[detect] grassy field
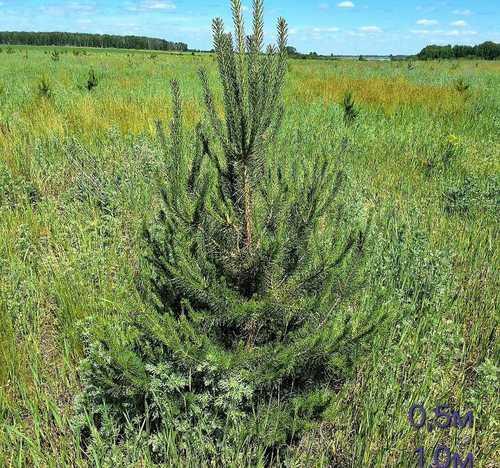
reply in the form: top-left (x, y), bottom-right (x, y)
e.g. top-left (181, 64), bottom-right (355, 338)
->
top-left (0, 45), bottom-right (499, 466)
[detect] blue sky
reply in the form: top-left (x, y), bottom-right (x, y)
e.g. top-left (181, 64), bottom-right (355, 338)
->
top-left (0, 1), bottom-right (498, 54)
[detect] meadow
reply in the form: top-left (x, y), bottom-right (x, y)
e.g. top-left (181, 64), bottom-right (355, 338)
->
top-left (0, 45), bottom-right (499, 466)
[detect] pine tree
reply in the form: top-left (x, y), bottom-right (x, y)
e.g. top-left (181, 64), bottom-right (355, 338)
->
top-left (342, 91), bottom-right (358, 126)
top-left (86, 68), bottom-right (98, 91)
top-left (77, 0), bottom-right (381, 461)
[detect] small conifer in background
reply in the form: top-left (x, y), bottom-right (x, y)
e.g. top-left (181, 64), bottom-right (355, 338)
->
top-left (37, 76), bottom-right (52, 99)
top-left (343, 91), bottom-right (359, 126)
top-left (77, 0), bottom-right (380, 461)
top-left (86, 68), bottom-right (98, 91)
top-left (455, 78), bottom-right (470, 94)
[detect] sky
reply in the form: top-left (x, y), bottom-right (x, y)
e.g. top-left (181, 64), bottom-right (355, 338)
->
top-left (0, 1), bottom-right (498, 55)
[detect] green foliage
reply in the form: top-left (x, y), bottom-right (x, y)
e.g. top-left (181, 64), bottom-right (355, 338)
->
top-left (0, 30), bottom-right (187, 51)
top-left (76, 0), bottom-right (379, 461)
top-left (418, 41), bottom-right (500, 60)
top-left (51, 50), bottom-right (60, 62)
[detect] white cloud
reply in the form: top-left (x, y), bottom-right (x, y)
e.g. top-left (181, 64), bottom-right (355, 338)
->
top-left (312, 27), bottom-right (340, 33)
top-left (127, 1), bottom-right (176, 11)
top-left (416, 19), bottom-right (438, 26)
top-left (144, 1), bottom-right (175, 9)
top-left (337, 1), bottom-right (354, 8)
top-left (411, 29), bottom-right (477, 37)
top-left (358, 26), bottom-right (383, 33)
top-left (451, 20), bottom-right (467, 28)
top-left (453, 9), bottom-right (472, 16)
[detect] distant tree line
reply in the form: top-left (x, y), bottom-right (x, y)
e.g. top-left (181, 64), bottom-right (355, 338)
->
top-left (0, 31), bottom-right (188, 51)
top-left (417, 41), bottom-right (500, 60)
top-left (285, 46), bottom-right (336, 60)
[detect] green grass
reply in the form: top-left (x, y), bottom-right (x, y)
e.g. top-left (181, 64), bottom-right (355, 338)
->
top-left (0, 46), bottom-right (498, 466)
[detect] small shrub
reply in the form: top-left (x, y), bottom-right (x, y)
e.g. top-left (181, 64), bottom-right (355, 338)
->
top-left (6, 47), bottom-right (15, 54)
top-left (51, 50), bottom-right (60, 62)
